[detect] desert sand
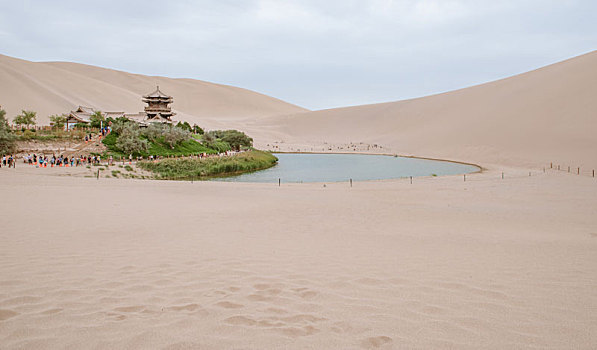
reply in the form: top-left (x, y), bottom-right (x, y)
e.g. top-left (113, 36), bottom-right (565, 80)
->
top-left (251, 51), bottom-right (597, 170)
top-left (0, 54), bottom-right (307, 129)
top-left (1, 51), bottom-right (597, 349)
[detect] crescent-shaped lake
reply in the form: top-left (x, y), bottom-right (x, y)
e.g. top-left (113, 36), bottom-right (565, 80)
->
top-left (214, 153), bottom-right (480, 183)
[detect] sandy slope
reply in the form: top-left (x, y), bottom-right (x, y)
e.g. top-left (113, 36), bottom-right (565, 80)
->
top-left (0, 54), bottom-right (307, 128)
top-left (0, 167), bottom-right (596, 349)
top-left (252, 51), bottom-right (597, 169)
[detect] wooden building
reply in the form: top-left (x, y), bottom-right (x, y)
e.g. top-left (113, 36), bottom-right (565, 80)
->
top-left (142, 86), bottom-right (175, 123)
top-left (64, 87), bottom-right (175, 128)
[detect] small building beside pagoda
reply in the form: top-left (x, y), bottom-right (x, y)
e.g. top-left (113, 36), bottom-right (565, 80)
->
top-left (64, 86), bottom-right (176, 128)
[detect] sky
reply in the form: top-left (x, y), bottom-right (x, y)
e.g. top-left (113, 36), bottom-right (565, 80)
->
top-left (0, 0), bottom-right (595, 110)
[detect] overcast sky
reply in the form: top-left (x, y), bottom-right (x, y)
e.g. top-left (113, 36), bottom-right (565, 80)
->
top-left (0, 0), bottom-right (595, 110)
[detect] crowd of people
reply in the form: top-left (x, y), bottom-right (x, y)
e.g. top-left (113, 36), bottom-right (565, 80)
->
top-left (1, 155), bottom-right (17, 168)
top-left (1, 153), bottom-right (105, 168)
top-left (1, 151), bottom-right (244, 170)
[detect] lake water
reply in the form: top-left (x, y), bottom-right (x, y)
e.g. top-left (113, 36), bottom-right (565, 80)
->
top-left (214, 153), bottom-right (479, 183)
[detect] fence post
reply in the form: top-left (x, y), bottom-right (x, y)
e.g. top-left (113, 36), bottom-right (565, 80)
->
top-left (350, 178), bottom-right (352, 187)
top-left (463, 174), bottom-right (466, 182)
top-left (97, 169), bottom-right (99, 180)
top-left (593, 169), bottom-right (595, 178)
top-left (577, 167), bottom-right (580, 175)
top-left (550, 162), bottom-right (552, 169)
top-left (278, 178), bottom-right (280, 187)
top-left (410, 176), bottom-right (412, 184)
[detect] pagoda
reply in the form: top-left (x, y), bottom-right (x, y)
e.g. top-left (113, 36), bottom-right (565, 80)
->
top-left (142, 86), bottom-right (175, 123)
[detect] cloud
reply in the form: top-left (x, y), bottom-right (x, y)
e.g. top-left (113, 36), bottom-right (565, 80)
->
top-left (0, 0), bottom-right (595, 109)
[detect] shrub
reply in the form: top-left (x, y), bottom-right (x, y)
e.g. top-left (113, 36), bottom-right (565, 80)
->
top-left (142, 123), bottom-right (168, 142)
top-left (22, 129), bottom-right (35, 139)
top-left (0, 109), bottom-right (17, 154)
top-left (163, 126), bottom-right (191, 149)
top-left (141, 123), bottom-right (191, 149)
top-left (206, 130), bottom-right (252, 151)
top-left (115, 123), bottom-right (148, 155)
top-left (137, 150), bottom-right (277, 180)
top-left (111, 117), bottom-right (135, 135)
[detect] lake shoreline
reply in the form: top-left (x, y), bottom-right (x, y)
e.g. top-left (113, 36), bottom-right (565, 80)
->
top-left (271, 151), bottom-right (483, 173)
top-left (215, 152), bottom-right (480, 183)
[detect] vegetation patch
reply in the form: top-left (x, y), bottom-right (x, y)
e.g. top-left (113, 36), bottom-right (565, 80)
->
top-left (102, 119), bottom-right (218, 157)
top-left (137, 150), bottom-right (278, 180)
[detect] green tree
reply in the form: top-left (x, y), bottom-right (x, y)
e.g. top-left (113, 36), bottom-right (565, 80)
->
top-left (13, 110), bottom-right (37, 129)
top-left (111, 117), bottom-right (135, 135)
top-left (90, 111), bottom-right (105, 129)
top-left (175, 121), bottom-right (192, 132)
top-left (49, 114), bottom-right (66, 129)
top-left (192, 124), bottom-right (204, 135)
top-left (0, 109), bottom-right (17, 154)
top-left (201, 131), bottom-right (230, 152)
top-left (163, 126), bottom-right (191, 149)
top-left (142, 123), bottom-right (168, 142)
top-left (115, 123), bottom-right (148, 155)
top-left (207, 130), bottom-right (253, 151)
top-left (202, 131), bottom-right (215, 145)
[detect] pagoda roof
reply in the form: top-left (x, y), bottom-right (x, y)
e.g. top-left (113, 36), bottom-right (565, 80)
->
top-left (143, 86), bottom-right (172, 99)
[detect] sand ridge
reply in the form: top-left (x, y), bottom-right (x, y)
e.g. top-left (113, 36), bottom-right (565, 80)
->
top-left (249, 51), bottom-right (597, 170)
top-left (0, 54), bottom-right (307, 128)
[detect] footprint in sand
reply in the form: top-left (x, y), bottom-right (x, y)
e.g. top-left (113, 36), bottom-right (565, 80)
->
top-left (215, 301), bottom-right (244, 309)
top-left (275, 325), bottom-right (319, 337)
top-left (361, 336), bottom-right (393, 349)
top-left (114, 305), bottom-right (145, 313)
top-left (168, 303), bottom-right (201, 312)
top-left (247, 294), bottom-right (273, 302)
top-left (0, 309), bottom-right (19, 321)
top-left (225, 315), bottom-right (257, 326)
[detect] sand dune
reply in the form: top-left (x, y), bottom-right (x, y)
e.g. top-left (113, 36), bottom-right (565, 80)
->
top-left (0, 54), bottom-right (307, 128)
top-left (253, 51), bottom-right (597, 169)
top-left (3, 52), bottom-right (595, 170)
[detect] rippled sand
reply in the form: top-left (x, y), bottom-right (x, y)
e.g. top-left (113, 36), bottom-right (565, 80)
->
top-left (1, 166), bottom-right (596, 349)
